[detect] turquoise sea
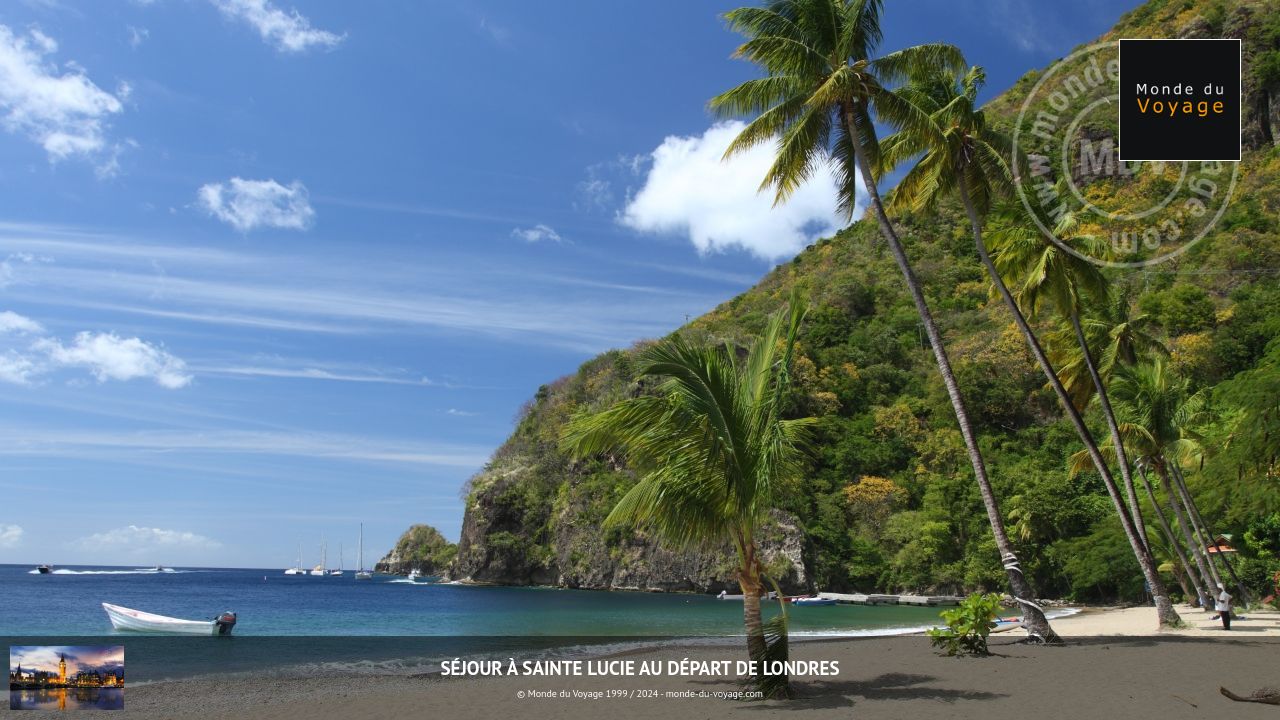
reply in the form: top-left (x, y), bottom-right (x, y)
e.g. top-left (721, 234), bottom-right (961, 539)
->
top-left (1, 564), bottom-right (949, 637)
top-left (3, 564), bottom-right (1063, 683)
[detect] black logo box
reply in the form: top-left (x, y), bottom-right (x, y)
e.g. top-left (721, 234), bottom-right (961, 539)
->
top-left (1119, 38), bottom-right (1241, 162)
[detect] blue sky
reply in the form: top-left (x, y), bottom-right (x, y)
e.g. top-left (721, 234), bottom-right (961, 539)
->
top-left (0, 0), bottom-right (1138, 568)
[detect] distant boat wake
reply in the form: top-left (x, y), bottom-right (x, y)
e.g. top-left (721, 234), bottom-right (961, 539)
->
top-left (27, 568), bottom-right (203, 575)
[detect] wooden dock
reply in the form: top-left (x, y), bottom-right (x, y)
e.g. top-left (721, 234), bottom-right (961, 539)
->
top-left (817, 592), bottom-right (961, 607)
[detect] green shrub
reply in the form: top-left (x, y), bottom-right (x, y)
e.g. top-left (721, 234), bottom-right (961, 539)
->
top-left (928, 592), bottom-right (1002, 656)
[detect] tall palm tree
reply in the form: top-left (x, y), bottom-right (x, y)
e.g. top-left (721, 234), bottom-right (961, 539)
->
top-left (987, 206), bottom-right (1151, 551)
top-left (708, 0), bottom-right (1060, 641)
top-left (1085, 360), bottom-right (1219, 605)
top-left (1136, 460), bottom-right (1210, 607)
top-left (878, 64), bottom-right (1180, 626)
top-left (1121, 367), bottom-right (1250, 603)
top-left (561, 299), bottom-right (814, 698)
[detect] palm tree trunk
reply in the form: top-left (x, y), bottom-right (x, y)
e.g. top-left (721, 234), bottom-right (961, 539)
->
top-left (1068, 308), bottom-right (1149, 551)
top-left (738, 537), bottom-right (767, 663)
top-left (1169, 464), bottom-right (1248, 602)
top-left (957, 175), bottom-right (1180, 628)
top-left (843, 106), bottom-right (1059, 643)
top-left (1138, 464), bottom-right (1208, 607)
top-left (1172, 458), bottom-right (1218, 589)
top-left (1155, 460), bottom-right (1215, 608)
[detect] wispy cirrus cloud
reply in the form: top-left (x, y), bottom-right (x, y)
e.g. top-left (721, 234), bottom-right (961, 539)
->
top-left (511, 223), bottom-right (563, 243)
top-left (0, 223), bottom-right (725, 354)
top-left (197, 177), bottom-right (315, 231)
top-left (0, 426), bottom-right (489, 468)
top-left (0, 24), bottom-right (126, 170)
top-left (209, 0), bottom-right (344, 53)
top-left (0, 524), bottom-right (22, 548)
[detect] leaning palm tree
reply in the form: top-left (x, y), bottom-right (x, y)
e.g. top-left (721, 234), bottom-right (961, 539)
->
top-left (878, 64), bottom-right (1180, 626)
top-left (1102, 360), bottom-right (1247, 602)
top-left (561, 299), bottom-right (815, 698)
top-left (709, 0), bottom-right (1060, 642)
top-left (987, 205), bottom-right (1152, 551)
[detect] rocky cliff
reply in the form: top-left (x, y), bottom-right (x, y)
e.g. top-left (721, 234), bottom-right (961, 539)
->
top-left (375, 524), bottom-right (457, 576)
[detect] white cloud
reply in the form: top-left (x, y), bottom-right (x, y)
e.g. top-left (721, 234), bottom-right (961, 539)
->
top-left (0, 24), bottom-right (125, 166)
top-left (73, 525), bottom-right (221, 554)
top-left (210, 0), bottom-right (344, 53)
top-left (197, 177), bottom-right (315, 231)
top-left (0, 310), bottom-right (43, 334)
top-left (0, 524), bottom-right (22, 548)
top-left (446, 408), bottom-right (478, 417)
top-left (511, 223), bottom-right (563, 243)
top-left (0, 353), bottom-right (38, 385)
top-left (127, 26), bottom-right (148, 49)
top-left (620, 121), bottom-right (853, 260)
top-left (35, 331), bottom-right (192, 388)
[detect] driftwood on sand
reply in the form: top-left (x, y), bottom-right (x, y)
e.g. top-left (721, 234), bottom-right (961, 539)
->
top-left (1221, 686), bottom-right (1280, 705)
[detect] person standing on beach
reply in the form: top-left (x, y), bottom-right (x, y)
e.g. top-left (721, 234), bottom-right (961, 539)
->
top-left (1215, 583), bottom-right (1232, 630)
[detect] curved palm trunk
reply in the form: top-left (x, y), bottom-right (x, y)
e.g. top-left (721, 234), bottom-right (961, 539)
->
top-left (1068, 308), bottom-right (1149, 551)
top-left (843, 107), bottom-right (1059, 643)
top-left (1155, 460), bottom-right (1216, 606)
top-left (958, 176), bottom-right (1180, 628)
top-left (1138, 465), bottom-right (1208, 607)
top-left (1168, 464), bottom-right (1247, 601)
top-left (737, 536), bottom-right (788, 697)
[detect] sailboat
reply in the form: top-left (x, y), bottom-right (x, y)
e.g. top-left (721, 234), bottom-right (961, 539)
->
top-left (283, 543), bottom-right (306, 575)
top-left (355, 523), bottom-right (372, 580)
top-left (309, 540), bottom-right (327, 576)
top-left (329, 544), bottom-right (344, 576)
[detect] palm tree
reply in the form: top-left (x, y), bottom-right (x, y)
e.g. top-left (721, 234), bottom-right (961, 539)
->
top-left (561, 299), bottom-right (814, 698)
top-left (987, 205), bottom-right (1152, 552)
top-left (1135, 459), bottom-right (1210, 607)
top-left (1103, 361), bottom-right (1250, 602)
top-left (709, 0), bottom-right (1060, 642)
top-left (878, 64), bottom-right (1180, 626)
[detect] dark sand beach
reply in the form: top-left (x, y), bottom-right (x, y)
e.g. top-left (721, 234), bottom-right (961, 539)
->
top-left (124, 606), bottom-right (1280, 720)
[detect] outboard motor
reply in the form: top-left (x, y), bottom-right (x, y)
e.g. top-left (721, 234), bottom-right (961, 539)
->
top-left (214, 611), bottom-right (237, 636)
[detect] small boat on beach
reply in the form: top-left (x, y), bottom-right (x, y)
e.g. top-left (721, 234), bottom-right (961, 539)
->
top-left (35, 565), bottom-right (51, 574)
top-left (102, 603), bottom-right (237, 635)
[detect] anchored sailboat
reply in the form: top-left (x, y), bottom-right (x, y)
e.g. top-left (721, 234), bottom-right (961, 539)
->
top-left (355, 523), bottom-right (372, 580)
top-left (329, 544), bottom-right (344, 576)
top-left (309, 539), bottom-right (327, 576)
top-left (283, 543), bottom-right (305, 575)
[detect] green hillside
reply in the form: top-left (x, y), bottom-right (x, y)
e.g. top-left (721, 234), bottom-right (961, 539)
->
top-left (446, 0), bottom-right (1280, 603)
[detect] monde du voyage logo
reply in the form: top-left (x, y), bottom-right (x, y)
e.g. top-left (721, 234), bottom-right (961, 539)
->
top-left (1119, 38), bottom-right (1242, 162)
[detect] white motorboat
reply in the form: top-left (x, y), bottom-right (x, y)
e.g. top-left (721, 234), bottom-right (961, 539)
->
top-left (102, 603), bottom-right (237, 635)
top-left (355, 523), bottom-right (372, 580)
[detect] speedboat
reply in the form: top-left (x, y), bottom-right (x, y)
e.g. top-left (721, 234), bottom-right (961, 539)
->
top-left (102, 603), bottom-right (237, 635)
top-left (407, 569), bottom-right (421, 582)
top-left (35, 565), bottom-right (52, 574)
